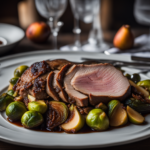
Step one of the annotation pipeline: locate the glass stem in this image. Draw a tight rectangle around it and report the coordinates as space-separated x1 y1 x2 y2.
88 13 103 45
49 17 58 50
73 18 81 48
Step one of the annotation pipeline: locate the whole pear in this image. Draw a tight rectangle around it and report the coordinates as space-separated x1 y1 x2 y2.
113 25 134 50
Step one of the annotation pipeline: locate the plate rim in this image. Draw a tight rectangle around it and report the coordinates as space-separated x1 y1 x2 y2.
1 51 150 149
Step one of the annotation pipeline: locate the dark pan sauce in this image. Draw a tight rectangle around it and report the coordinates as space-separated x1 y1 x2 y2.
7 113 150 134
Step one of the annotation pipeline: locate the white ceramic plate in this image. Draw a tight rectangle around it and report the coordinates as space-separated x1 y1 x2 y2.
1 50 150 149
0 23 25 54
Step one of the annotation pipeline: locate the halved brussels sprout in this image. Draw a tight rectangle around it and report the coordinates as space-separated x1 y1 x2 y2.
28 100 47 114
9 77 19 86
14 65 28 77
21 111 43 128
7 90 15 97
86 109 109 131
137 80 150 92
124 98 150 114
47 101 69 129
0 93 14 111
6 101 27 121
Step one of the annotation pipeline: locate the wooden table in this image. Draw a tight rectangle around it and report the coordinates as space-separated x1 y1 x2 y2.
1 31 150 150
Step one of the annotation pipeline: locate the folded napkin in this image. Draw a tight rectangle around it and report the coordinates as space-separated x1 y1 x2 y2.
105 34 150 57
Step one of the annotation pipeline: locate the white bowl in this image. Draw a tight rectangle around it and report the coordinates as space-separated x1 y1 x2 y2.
0 23 25 55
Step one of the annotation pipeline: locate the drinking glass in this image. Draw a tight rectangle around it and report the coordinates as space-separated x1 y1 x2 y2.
35 0 67 50
134 0 150 48
76 0 109 52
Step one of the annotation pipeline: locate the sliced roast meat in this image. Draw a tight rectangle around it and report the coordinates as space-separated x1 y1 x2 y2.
46 71 60 101
46 59 72 70
29 73 49 100
71 64 131 105
64 65 89 107
14 61 51 98
56 64 72 103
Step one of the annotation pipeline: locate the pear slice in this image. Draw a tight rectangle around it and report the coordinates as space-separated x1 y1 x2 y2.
127 106 144 124
129 80 149 98
60 104 85 133
108 100 128 127
28 94 36 102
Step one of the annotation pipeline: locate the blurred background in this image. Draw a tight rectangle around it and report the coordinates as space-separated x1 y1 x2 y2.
0 0 149 56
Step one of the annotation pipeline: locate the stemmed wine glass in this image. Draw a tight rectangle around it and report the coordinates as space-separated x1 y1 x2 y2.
76 0 109 52
134 0 150 49
35 0 67 50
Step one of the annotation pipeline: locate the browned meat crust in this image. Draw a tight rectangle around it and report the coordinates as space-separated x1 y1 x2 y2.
46 59 72 70
56 64 72 103
46 72 60 101
14 61 51 99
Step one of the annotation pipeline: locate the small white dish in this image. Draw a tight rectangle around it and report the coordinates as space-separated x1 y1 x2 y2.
0 23 25 55
0 37 7 46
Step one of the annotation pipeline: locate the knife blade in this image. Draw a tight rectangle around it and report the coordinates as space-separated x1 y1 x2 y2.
81 57 150 67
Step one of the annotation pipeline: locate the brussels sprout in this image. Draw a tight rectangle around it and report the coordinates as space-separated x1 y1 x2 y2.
14 65 28 77
130 73 141 84
9 77 19 86
6 101 27 121
124 98 150 114
21 111 43 128
137 80 150 92
0 93 14 111
95 102 107 111
7 90 15 97
86 109 109 131
28 100 47 114
47 101 69 129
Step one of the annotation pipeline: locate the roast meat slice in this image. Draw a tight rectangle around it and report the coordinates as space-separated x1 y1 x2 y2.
64 65 89 107
56 64 72 103
46 71 60 101
29 73 49 100
14 61 51 98
46 59 72 70
71 64 131 105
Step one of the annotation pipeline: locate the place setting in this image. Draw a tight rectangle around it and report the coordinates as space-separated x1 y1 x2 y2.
1 0 150 150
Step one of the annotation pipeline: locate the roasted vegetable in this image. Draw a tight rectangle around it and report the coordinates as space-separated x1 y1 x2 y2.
0 93 14 111
28 100 47 114
127 106 144 124
108 100 128 127
47 101 69 129
9 77 19 86
130 73 141 84
137 80 150 92
86 109 109 131
124 98 150 114
95 102 107 111
7 90 15 97
14 65 28 77
60 104 85 133
129 80 149 98
28 94 36 102
6 101 27 121
21 111 43 128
